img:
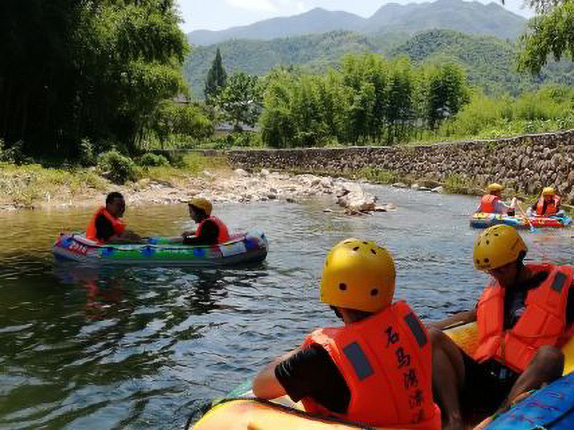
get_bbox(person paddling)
[86,192,143,244]
[182,197,230,245]
[475,183,518,215]
[430,225,574,430]
[253,239,441,430]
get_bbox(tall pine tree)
[204,48,227,101]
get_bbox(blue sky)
[176,0,534,33]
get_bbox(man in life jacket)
[475,183,518,215]
[182,197,230,245]
[429,225,574,430]
[253,239,441,430]
[527,187,563,217]
[86,192,143,244]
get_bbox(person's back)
[476,183,518,216]
[253,239,441,430]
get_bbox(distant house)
[215,122,258,134]
[172,94,190,105]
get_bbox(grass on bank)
[0,154,229,208]
[0,163,108,207]
[144,153,229,185]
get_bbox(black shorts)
[460,352,519,420]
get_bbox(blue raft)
[487,371,574,430]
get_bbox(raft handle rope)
[185,397,380,430]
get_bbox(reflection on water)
[0,188,573,429]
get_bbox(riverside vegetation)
[2,0,574,208]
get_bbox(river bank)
[227,129,574,203]
[7,128,574,213]
[0,161,390,215]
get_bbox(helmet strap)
[330,306,343,321]
[513,251,527,287]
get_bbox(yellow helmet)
[543,187,556,196]
[473,225,527,272]
[188,197,213,216]
[320,238,396,313]
[487,183,503,193]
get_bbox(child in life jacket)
[430,225,573,430]
[253,239,441,430]
[182,197,230,245]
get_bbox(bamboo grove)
[0,0,188,159]
[259,55,469,148]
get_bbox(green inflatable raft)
[52,232,268,267]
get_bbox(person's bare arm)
[108,230,144,244]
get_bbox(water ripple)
[0,189,572,429]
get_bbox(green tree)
[0,0,188,158]
[260,70,297,148]
[260,53,471,148]
[425,63,470,130]
[149,101,214,148]
[215,72,262,132]
[204,48,228,101]
[519,0,574,74]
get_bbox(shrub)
[78,138,97,166]
[358,167,399,184]
[139,153,169,167]
[97,150,140,184]
[0,140,31,165]
[443,174,478,195]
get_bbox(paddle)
[516,200,536,232]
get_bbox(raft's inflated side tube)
[486,371,574,430]
[52,232,268,267]
[189,322,574,430]
[470,213,572,229]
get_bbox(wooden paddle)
[516,200,536,232]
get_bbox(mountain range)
[188,0,527,46]
[184,29,574,99]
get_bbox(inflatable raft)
[189,322,574,430]
[52,232,268,267]
[485,370,574,429]
[470,212,572,229]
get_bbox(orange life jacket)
[301,301,441,430]
[473,263,573,373]
[196,216,230,244]
[86,206,126,244]
[479,194,501,213]
[536,195,560,216]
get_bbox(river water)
[1,185,573,430]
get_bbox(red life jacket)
[86,206,126,244]
[301,301,441,430]
[536,195,560,216]
[479,194,501,213]
[196,216,230,244]
[473,263,573,373]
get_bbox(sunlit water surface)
[1,185,573,429]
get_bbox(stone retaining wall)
[226,130,574,201]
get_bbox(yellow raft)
[191,323,574,430]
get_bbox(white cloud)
[226,0,278,11]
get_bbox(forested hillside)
[185,30,574,98]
